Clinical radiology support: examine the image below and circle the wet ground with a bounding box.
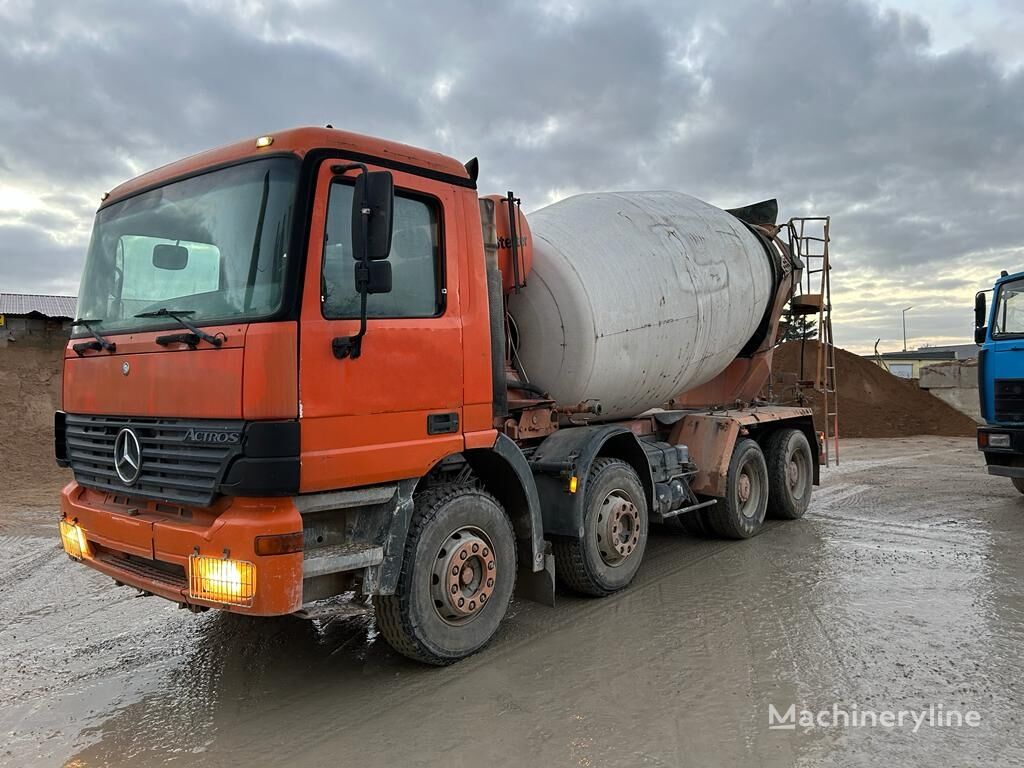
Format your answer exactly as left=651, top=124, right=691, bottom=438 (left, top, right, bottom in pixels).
left=2, top=436, right=1023, bottom=767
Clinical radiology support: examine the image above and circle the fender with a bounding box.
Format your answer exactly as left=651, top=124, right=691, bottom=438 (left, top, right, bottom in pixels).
left=464, top=434, right=546, bottom=572
left=531, top=425, right=654, bottom=539
left=465, top=434, right=554, bottom=605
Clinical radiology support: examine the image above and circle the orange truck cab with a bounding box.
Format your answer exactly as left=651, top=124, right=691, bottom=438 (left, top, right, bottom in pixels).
left=56, top=127, right=819, bottom=664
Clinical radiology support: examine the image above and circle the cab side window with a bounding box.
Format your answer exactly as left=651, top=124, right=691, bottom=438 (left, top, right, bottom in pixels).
left=322, top=182, right=442, bottom=318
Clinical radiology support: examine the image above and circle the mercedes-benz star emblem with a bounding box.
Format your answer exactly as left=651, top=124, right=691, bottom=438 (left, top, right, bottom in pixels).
left=122, top=362, right=130, bottom=376
left=114, top=427, right=142, bottom=485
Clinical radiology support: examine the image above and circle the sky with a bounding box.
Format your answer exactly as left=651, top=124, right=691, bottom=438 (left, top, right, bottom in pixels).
left=1, top=0, right=1022, bottom=354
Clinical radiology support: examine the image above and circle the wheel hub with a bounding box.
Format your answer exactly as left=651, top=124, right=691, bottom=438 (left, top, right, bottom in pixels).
left=432, top=529, right=495, bottom=624
left=738, top=473, right=752, bottom=503
left=787, top=459, right=800, bottom=488
left=598, top=492, right=640, bottom=566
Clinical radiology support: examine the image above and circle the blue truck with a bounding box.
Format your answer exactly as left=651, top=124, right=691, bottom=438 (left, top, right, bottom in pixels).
left=976, top=270, right=1024, bottom=491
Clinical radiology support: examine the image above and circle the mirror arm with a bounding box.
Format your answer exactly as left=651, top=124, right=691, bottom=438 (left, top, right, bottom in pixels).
left=333, top=163, right=371, bottom=360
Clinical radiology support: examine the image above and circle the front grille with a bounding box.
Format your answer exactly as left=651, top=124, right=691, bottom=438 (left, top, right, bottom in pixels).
left=994, top=379, right=1024, bottom=423
left=65, top=414, right=244, bottom=507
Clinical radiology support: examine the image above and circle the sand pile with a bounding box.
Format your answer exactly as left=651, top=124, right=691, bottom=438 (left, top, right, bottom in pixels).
left=0, top=345, right=71, bottom=507
left=772, top=342, right=977, bottom=438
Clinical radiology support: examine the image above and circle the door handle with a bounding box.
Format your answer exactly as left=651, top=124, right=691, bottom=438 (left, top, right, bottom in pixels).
left=427, top=412, right=459, bottom=435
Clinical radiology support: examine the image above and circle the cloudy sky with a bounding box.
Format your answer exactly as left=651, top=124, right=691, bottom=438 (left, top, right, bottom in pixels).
left=1, top=0, right=1022, bottom=353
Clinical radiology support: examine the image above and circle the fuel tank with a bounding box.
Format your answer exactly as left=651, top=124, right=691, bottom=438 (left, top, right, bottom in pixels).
left=508, top=191, right=777, bottom=420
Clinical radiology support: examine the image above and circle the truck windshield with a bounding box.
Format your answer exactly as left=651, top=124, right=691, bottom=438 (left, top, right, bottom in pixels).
left=73, top=157, right=298, bottom=337
left=993, top=278, right=1024, bottom=337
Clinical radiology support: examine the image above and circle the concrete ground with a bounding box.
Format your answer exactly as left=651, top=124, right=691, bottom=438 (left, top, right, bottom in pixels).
left=2, top=436, right=1023, bottom=767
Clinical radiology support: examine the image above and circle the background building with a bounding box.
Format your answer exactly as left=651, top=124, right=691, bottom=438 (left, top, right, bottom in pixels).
left=0, top=293, right=77, bottom=348
left=867, top=344, right=980, bottom=380
left=864, top=343, right=982, bottom=421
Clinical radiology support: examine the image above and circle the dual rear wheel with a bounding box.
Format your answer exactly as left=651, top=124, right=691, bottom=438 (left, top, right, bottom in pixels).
left=668, top=428, right=814, bottom=539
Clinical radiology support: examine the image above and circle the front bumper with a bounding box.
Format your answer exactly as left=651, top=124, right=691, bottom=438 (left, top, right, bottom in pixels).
left=59, top=482, right=303, bottom=615
left=978, top=425, right=1024, bottom=478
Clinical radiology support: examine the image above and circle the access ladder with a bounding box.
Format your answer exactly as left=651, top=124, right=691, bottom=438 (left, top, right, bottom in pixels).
left=786, top=216, right=839, bottom=466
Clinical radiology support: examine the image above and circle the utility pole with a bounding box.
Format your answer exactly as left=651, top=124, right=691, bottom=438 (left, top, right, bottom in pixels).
left=902, top=306, right=913, bottom=352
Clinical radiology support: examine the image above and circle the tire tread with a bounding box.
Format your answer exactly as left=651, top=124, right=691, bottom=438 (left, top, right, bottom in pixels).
left=765, top=428, right=812, bottom=520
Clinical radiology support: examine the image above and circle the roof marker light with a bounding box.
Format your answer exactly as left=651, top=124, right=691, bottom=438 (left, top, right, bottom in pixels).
left=255, top=135, right=274, bottom=148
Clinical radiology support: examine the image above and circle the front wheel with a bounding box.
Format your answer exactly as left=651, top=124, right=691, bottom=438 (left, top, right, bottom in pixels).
left=554, top=458, right=649, bottom=596
left=373, top=486, right=516, bottom=665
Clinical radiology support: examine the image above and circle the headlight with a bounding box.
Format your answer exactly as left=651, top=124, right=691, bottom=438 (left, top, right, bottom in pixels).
left=189, top=554, right=256, bottom=607
left=59, top=519, right=89, bottom=560
left=989, top=433, right=1012, bottom=448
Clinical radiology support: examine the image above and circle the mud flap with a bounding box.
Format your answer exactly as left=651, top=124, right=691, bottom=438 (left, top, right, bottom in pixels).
left=515, top=549, right=556, bottom=607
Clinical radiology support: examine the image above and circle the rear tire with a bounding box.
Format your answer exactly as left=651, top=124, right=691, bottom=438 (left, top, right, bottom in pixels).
left=1012, top=478, right=1024, bottom=494
left=553, top=458, right=648, bottom=596
left=707, top=439, right=769, bottom=539
left=765, top=428, right=814, bottom=519
left=373, top=486, right=516, bottom=665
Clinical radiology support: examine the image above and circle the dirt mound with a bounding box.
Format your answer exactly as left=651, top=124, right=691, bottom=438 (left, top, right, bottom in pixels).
left=0, top=345, right=71, bottom=509
left=772, top=342, right=978, bottom=438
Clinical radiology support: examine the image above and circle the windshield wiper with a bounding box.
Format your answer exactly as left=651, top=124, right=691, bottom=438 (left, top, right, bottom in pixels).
left=134, top=308, right=225, bottom=348
left=71, top=318, right=116, bottom=355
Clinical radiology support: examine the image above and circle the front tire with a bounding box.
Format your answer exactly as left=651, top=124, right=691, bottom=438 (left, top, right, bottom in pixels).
left=373, top=486, right=516, bottom=665
left=554, top=458, right=648, bottom=596
left=765, top=428, right=814, bottom=519
left=707, top=439, right=769, bottom=539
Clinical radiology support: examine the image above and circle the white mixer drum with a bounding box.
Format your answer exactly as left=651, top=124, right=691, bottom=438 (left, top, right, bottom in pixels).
left=508, top=191, right=774, bottom=419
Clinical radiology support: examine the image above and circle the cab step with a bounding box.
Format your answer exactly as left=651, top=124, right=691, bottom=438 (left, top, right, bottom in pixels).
left=292, top=592, right=374, bottom=621
left=303, top=542, right=384, bottom=579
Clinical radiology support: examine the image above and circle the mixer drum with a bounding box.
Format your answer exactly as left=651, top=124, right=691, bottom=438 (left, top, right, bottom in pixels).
left=508, top=191, right=776, bottom=420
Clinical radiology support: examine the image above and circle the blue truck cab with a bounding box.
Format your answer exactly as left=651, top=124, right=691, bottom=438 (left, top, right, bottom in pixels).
left=976, top=270, right=1024, bottom=491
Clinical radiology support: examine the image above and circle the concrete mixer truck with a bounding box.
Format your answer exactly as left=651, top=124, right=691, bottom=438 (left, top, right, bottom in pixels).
left=55, top=127, right=820, bottom=664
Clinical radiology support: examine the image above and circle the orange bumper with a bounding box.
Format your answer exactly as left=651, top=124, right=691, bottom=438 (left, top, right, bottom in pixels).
left=59, top=482, right=303, bottom=615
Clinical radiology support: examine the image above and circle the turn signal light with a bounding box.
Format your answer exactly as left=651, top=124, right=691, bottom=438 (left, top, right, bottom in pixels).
left=59, top=519, right=89, bottom=560
left=254, top=532, right=304, bottom=556
left=189, top=555, right=256, bottom=606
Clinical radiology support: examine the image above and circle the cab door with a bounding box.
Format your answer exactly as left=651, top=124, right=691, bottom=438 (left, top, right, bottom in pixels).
left=299, top=162, right=465, bottom=491
left=987, top=277, right=1024, bottom=424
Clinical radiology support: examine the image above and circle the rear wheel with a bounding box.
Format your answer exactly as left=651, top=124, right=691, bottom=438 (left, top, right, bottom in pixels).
left=373, top=486, right=516, bottom=665
left=1012, top=478, right=1024, bottom=494
left=765, top=428, right=814, bottom=519
left=707, top=439, right=768, bottom=539
left=554, top=458, right=648, bottom=596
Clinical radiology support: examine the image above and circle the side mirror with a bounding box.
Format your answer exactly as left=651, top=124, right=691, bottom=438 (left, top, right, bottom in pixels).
left=352, top=171, right=394, bottom=262
left=975, top=292, right=987, bottom=328
left=330, top=165, right=395, bottom=361
left=153, top=243, right=188, bottom=270
left=975, top=292, right=988, bottom=344
left=356, top=260, right=393, bottom=295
